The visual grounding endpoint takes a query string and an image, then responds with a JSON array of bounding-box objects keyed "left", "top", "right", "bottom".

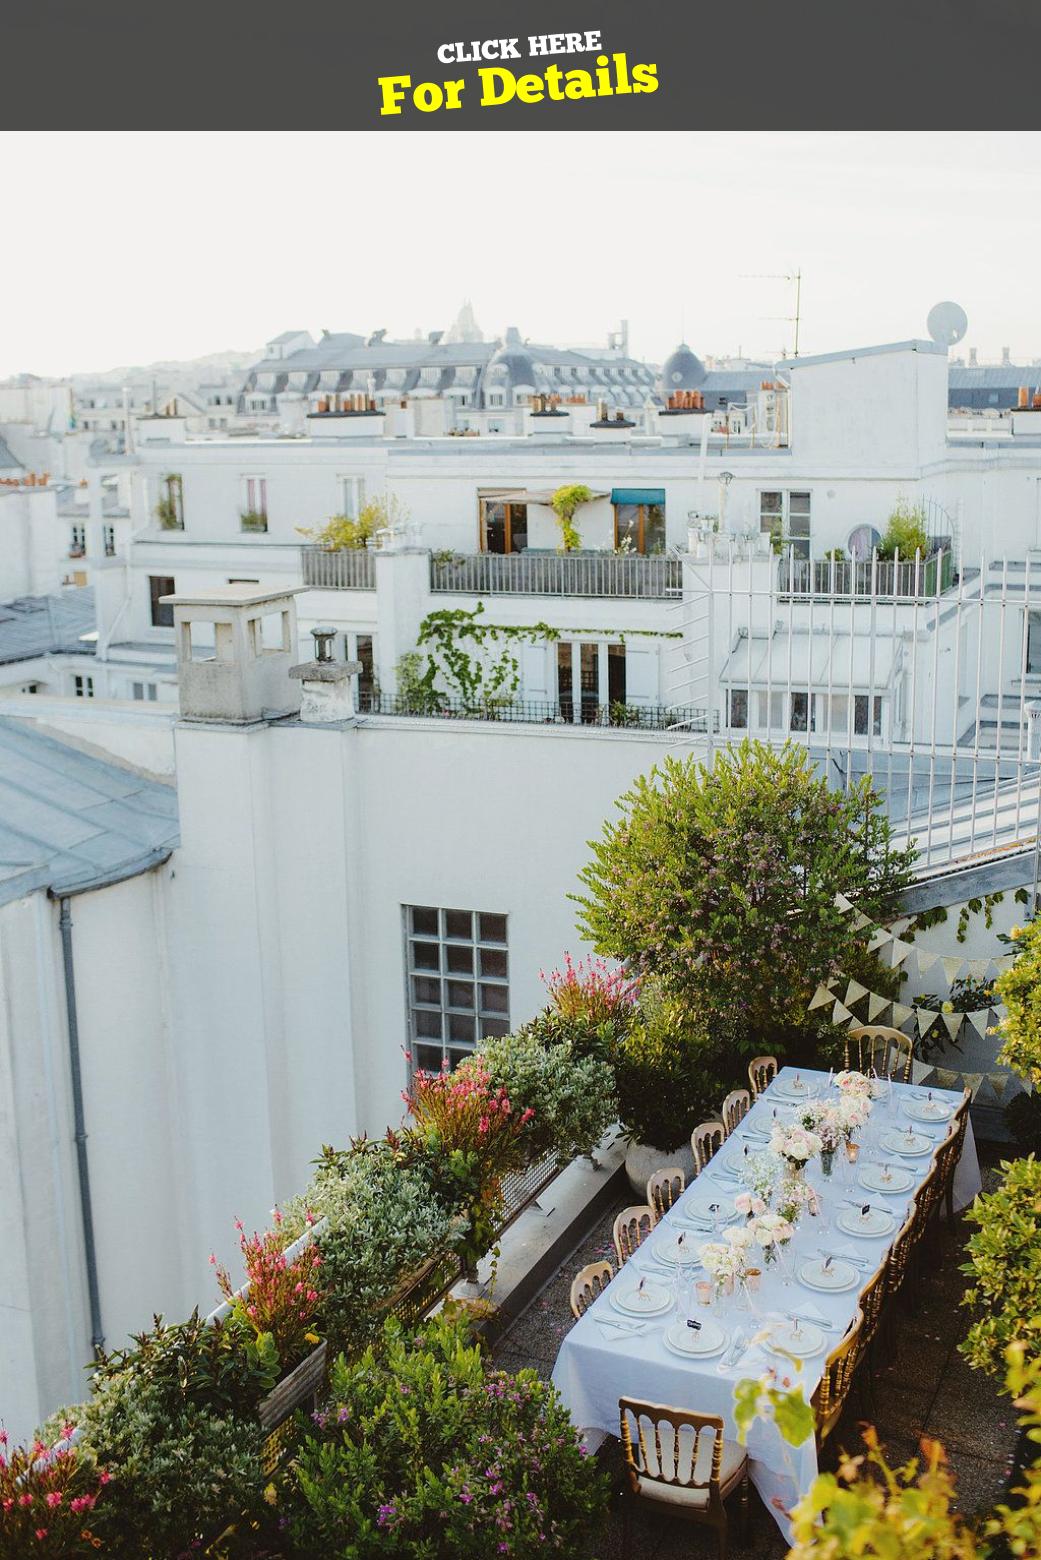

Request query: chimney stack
[
  {"left": 1002, "top": 347, "right": 1011, "bottom": 366},
  {"left": 290, "top": 626, "right": 361, "bottom": 723}
]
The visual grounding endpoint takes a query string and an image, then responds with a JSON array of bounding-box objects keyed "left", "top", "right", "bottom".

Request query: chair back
[
  {"left": 613, "top": 1204, "right": 654, "bottom": 1266},
  {"left": 570, "top": 1259, "right": 613, "bottom": 1319},
  {"left": 748, "top": 1055, "right": 778, "bottom": 1097},
  {"left": 619, "top": 1398, "right": 727, "bottom": 1513},
  {"left": 691, "top": 1120, "right": 726, "bottom": 1174},
  {"left": 721, "top": 1089, "right": 751, "bottom": 1135},
  {"left": 812, "top": 1309, "right": 863, "bottom": 1444},
  {"left": 647, "top": 1167, "right": 686, "bottom": 1225},
  {"left": 857, "top": 1262, "right": 887, "bottom": 1348},
  {"left": 910, "top": 1163, "right": 942, "bottom": 1240},
  {"left": 845, "top": 1025, "right": 913, "bottom": 1081},
  {"left": 885, "top": 1208, "right": 917, "bottom": 1301}
]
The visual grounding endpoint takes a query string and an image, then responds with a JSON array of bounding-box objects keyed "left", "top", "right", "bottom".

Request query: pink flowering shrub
[
  {"left": 540, "top": 953, "right": 639, "bottom": 1028},
  {"left": 212, "top": 1209, "right": 326, "bottom": 1370},
  {"left": 282, "top": 1315, "right": 609, "bottom": 1557},
  {"left": 0, "top": 1423, "right": 108, "bottom": 1555}
]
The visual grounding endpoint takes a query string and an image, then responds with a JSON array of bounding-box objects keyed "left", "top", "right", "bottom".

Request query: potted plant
[
  {"left": 212, "top": 1209, "right": 327, "bottom": 1431},
  {"left": 239, "top": 509, "right": 269, "bottom": 533},
  {"left": 0, "top": 1422, "right": 109, "bottom": 1556},
  {"left": 612, "top": 987, "right": 730, "bottom": 1192}
]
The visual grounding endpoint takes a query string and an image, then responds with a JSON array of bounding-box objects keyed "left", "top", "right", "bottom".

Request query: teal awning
[{"left": 611, "top": 488, "right": 666, "bottom": 506}]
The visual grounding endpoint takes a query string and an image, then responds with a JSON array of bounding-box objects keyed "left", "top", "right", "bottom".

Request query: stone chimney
[
  {"left": 1002, "top": 347, "right": 1011, "bottom": 366},
  {"left": 163, "top": 584, "right": 303, "bottom": 723},
  {"left": 290, "top": 627, "right": 361, "bottom": 723},
  {"left": 968, "top": 347, "right": 978, "bottom": 367}
]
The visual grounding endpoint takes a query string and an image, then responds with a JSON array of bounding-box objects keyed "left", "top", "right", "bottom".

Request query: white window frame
[
  {"left": 760, "top": 489, "right": 811, "bottom": 558},
  {"left": 337, "top": 475, "right": 366, "bottom": 521},
  {"left": 243, "top": 475, "right": 268, "bottom": 518}
]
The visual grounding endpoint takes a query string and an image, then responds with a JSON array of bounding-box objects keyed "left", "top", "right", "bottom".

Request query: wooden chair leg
[
  {"left": 717, "top": 1509, "right": 729, "bottom": 1560},
  {"left": 621, "top": 1494, "right": 632, "bottom": 1560}
]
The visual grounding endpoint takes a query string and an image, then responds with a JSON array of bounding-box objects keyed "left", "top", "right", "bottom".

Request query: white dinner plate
[
  {"left": 611, "top": 1282, "right": 671, "bottom": 1317},
  {"left": 653, "top": 1234, "right": 701, "bottom": 1265},
  {"left": 772, "top": 1079, "right": 813, "bottom": 1101},
  {"left": 902, "top": 1099, "right": 954, "bottom": 1124},
  {"left": 798, "top": 1258, "right": 861, "bottom": 1292},
  {"left": 836, "top": 1207, "right": 897, "bottom": 1239},
  {"left": 880, "top": 1128, "right": 935, "bottom": 1158},
  {"left": 764, "top": 1319, "right": 827, "bottom": 1358},
  {"left": 859, "top": 1163, "right": 915, "bottom": 1195},
  {"left": 662, "top": 1317, "right": 728, "bottom": 1359}
]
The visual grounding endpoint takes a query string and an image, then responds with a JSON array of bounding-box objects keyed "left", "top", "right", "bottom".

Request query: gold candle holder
[
  {"left": 695, "top": 1280, "right": 713, "bottom": 1307},
  {"left": 845, "top": 1140, "right": 860, "bottom": 1164},
  {"left": 745, "top": 1268, "right": 762, "bottom": 1294}
]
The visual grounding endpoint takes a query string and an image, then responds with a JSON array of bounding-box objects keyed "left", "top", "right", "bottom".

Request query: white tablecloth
[{"left": 551, "top": 1066, "right": 982, "bottom": 1538}]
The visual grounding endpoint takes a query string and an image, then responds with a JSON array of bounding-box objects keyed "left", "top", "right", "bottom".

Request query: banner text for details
[{"left": 377, "top": 30, "right": 658, "bottom": 116}]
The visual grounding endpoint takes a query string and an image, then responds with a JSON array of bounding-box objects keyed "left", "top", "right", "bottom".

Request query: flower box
[{"left": 258, "top": 1339, "right": 328, "bottom": 1433}]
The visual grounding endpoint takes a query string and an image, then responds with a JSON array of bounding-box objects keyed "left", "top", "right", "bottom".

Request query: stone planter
[
  {"left": 258, "top": 1339, "right": 328, "bottom": 1433},
  {"left": 624, "top": 1138, "right": 696, "bottom": 1198}
]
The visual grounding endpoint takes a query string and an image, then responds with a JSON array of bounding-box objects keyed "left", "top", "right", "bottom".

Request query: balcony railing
[
  {"left": 430, "top": 551, "right": 683, "bottom": 598},
  {"left": 362, "top": 692, "right": 716, "bottom": 732},
  {"left": 778, "top": 545, "right": 955, "bottom": 601},
  {"left": 301, "top": 545, "right": 376, "bottom": 589}
]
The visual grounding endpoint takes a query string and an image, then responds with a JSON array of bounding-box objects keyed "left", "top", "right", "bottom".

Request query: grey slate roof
[
  {"left": 0, "top": 716, "right": 179, "bottom": 905},
  {"left": 0, "top": 590, "right": 96, "bottom": 666}
]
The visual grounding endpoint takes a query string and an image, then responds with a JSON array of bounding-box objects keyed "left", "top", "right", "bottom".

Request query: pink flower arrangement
[
  {"left": 540, "top": 952, "right": 639, "bottom": 1026},
  {"left": 834, "top": 1069, "right": 872, "bottom": 1097},
  {"left": 0, "top": 1425, "right": 107, "bottom": 1555},
  {"left": 404, "top": 1057, "right": 533, "bottom": 1182},
  {"left": 734, "top": 1191, "right": 767, "bottom": 1219},
  {"left": 211, "top": 1207, "right": 326, "bottom": 1367}
]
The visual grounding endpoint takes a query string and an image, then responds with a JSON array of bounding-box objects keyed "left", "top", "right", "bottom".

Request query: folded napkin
[
  {"left": 789, "top": 1299, "right": 831, "bottom": 1327},
  {"left": 828, "top": 1242, "right": 871, "bottom": 1266}
]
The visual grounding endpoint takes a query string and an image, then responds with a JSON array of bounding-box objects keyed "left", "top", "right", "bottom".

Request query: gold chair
[
  {"left": 883, "top": 1207, "right": 917, "bottom": 1307},
  {"left": 812, "top": 1309, "right": 863, "bottom": 1448},
  {"left": 898, "top": 1165, "right": 942, "bottom": 1312},
  {"left": 647, "top": 1167, "right": 686, "bottom": 1225},
  {"left": 613, "top": 1205, "right": 654, "bottom": 1266},
  {"left": 747, "top": 1055, "right": 778, "bottom": 1097},
  {"left": 721, "top": 1088, "right": 752, "bottom": 1135},
  {"left": 570, "top": 1259, "right": 614, "bottom": 1320},
  {"left": 853, "top": 1263, "right": 888, "bottom": 1411},
  {"left": 691, "top": 1120, "right": 726, "bottom": 1175},
  {"left": 844, "top": 1025, "right": 913, "bottom": 1081},
  {"left": 619, "top": 1398, "right": 749, "bottom": 1560}
]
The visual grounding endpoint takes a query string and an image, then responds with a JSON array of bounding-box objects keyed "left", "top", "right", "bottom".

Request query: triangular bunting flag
[
  {"left": 844, "top": 979, "right": 868, "bottom": 1006},
  {"left": 942, "top": 955, "right": 963, "bottom": 985},
  {"left": 933, "top": 1066, "right": 960, "bottom": 1090},
  {"left": 834, "top": 892, "right": 854, "bottom": 913},
  {"left": 867, "top": 991, "right": 890, "bottom": 1022},
  {"left": 891, "top": 1001, "right": 914, "bottom": 1027},
  {"left": 916, "top": 948, "right": 938, "bottom": 973},
  {"left": 967, "top": 958, "right": 991, "bottom": 982},
  {"left": 832, "top": 1000, "right": 854, "bottom": 1025},
  {"left": 943, "top": 1012, "right": 964, "bottom": 1039},
  {"left": 990, "top": 1073, "right": 1009, "bottom": 1102},
  {"left": 867, "top": 928, "right": 892, "bottom": 952},
  {"left": 852, "top": 912, "right": 873, "bottom": 931},
  {"left": 964, "top": 1072, "right": 985, "bottom": 1099},
  {"left": 967, "top": 1009, "right": 992, "bottom": 1036},
  {"left": 808, "top": 984, "right": 834, "bottom": 1011},
  {"left": 825, "top": 975, "right": 840, "bottom": 991},
  {"left": 917, "top": 1008, "right": 938, "bottom": 1036},
  {"left": 890, "top": 939, "right": 914, "bottom": 967}
]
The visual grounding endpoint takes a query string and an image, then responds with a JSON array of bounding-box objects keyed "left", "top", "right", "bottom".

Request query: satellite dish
[{"left": 927, "top": 301, "right": 968, "bottom": 348}]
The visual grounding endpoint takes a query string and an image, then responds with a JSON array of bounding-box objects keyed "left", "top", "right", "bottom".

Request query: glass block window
[{"left": 404, "top": 906, "right": 509, "bottom": 1076}]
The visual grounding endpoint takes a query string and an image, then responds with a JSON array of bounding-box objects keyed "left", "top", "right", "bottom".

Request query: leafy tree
[
  {"left": 993, "top": 919, "right": 1041, "bottom": 1088},
  {"left": 301, "top": 494, "right": 406, "bottom": 551},
  {"left": 573, "top": 741, "right": 916, "bottom": 1058},
  {"left": 877, "top": 499, "right": 930, "bottom": 561},
  {"left": 960, "top": 1155, "right": 1041, "bottom": 1381}
]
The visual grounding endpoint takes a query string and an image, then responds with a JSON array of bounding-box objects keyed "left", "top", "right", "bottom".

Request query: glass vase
[{"left": 820, "top": 1147, "right": 835, "bottom": 1178}]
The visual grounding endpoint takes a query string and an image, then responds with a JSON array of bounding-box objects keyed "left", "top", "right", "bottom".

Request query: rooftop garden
[{"left": 4, "top": 742, "right": 1041, "bottom": 1557}]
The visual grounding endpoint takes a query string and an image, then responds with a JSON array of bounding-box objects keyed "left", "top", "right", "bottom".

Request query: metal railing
[
  {"left": 301, "top": 546, "right": 376, "bottom": 589},
  {"left": 778, "top": 545, "right": 954, "bottom": 600},
  {"left": 361, "top": 691, "right": 717, "bottom": 731},
  {"left": 429, "top": 551, "right": 683, "bottom": 598}
]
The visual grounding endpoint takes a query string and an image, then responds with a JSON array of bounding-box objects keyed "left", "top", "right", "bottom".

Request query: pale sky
[{"left": 3, "top": 130, "right": 1040, "bottom": 377}]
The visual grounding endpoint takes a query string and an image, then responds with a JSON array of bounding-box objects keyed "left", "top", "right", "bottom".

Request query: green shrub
[
  {"left": 550, "top": 484, "right": 594, "bottom": 553},
  {"left": 574, "top": 741, "right": 915, "bottom": 1058},
  {"left": 470, "top": 1027, "right": 617, "bottom": 1162},
  {"left": 877, "top": 500, "right": 930, "bottom": 561},
  {"left": 72, "top": 1313, "right": 270, "bottom": 1557},
  {"left": 282, "top": 1138, "right": 460, "bottom": 1358},
  {"left": 993, "top": 920, "right": 1041, "bottom": 1087},
  {"left": 612, "top": 988, "right": 731, "bottom": 1148},
  {"left": 301, "top": 495, "right": 405, "bottom": 551},
  {"left": 960, "top": 1156, "right": 1041, "bottom": 1381},
  {"left": 280, "top": 1315, "right": 609, "bottom": 1558}
]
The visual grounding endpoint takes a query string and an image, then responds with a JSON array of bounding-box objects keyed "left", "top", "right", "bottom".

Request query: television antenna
[{"left": 741, "top": 268, "right": 802, "bottom": 357}]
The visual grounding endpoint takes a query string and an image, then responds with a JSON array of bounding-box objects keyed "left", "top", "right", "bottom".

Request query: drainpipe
[{"left": 57, "top": 896, "right": 104, "bottom": 1353}]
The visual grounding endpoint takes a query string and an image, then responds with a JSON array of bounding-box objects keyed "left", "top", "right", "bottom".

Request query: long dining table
[{"left": 551, "top": 1065, "right": 982, "bottom": 1538}]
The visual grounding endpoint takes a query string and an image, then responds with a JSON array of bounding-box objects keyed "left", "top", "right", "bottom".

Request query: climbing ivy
[
  {"left": 550, "top": 484, "right": 595, "bottom": 553},
  {"left": 415, "top": 604, "right": 556, "bottom": 712}
]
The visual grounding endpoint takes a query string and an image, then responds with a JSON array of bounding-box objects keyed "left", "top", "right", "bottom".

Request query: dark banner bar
[{"left": 5, "top": 0, "right": 1041, "bottom": 130}]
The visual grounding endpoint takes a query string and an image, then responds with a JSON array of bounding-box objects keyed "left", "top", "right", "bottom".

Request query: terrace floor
[{"left": 492, "top": 1147, "right": 1016, "bottom": 1559}]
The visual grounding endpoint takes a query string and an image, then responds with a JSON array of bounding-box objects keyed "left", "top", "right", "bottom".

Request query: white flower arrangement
[
  {"left": 834, "top": 1092, "right": 871, "bottom": 1137},
  {"left": 750, "top": 1211, "right": 795, "bottom": 1249},
  {"left": 734, "top": 1191, "right": 768, "bottom": 1220},
  {"left": 776, "top": 1173, "right": 821, "bottom": 1226},
  {"left": 738, "top": 1149, "right": 782, "bottom": 1201},
  {"left": 768, "top": 1122, "right": 822, "bottom": 1167},
  {"left": 698, "top": 1237, "right": 751, "bottom": 1285},
  {"left": 834, "top": 1069, "right": 872, "bottom": 1097}
]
